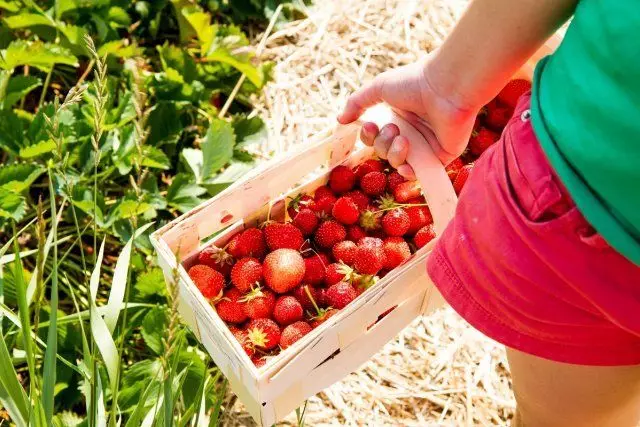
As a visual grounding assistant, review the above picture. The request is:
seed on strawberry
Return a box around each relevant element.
[453,164,473,195]
[263,222,304,251]
[287,193,314,218]
[406,205,433,235]
[329,165,356,194]
[382,208,410,236]
[359,208,382,231]
[263,248,306,293]
[497,79,532,108]
[343,190,370,210]
[332,196,360,225]
[387,171,406,193]
[383,237,411,269]
[485,105,512,130]
[360,171,387,196]
[198,246,234,277]
[226,233,243,258]
[280,321,312,349]
[293,285,320,311]
[236,228,267,259]
[309,308,338,328]
[241,286,276,319]
[314,185,334,200]
[354,237,385,275]
[414,224,436,249]
[354,159,384,179]
[229,326,255,357]
[215,289,246,323]
[312,194,337,215]
[293,208,318,236]
[393,181,421,203]
[332,240,357,265]
[188,265,224,299]
[273,295,304,326]
[231,257,262,293]
[303,252,329,286]
[326,282,357,309]
[314,220,346,248]
[246,318,281,350]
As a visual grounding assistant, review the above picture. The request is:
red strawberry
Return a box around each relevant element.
[229,326,255,357]
[414,224,436,249]
[469,127,499,156]
[198,246,234,277]
[293,285,321,311]
[236,228,267,259]
[292,208,318,236]
[226,233,243,258]
[354,159,384,179]
[314,185,334,200]
[329,165,356,193]
[332,240,357,265]
[343,190,369,210]
[359,208,382,231]
[387,171,406,193]
[188,265,224,299]
[273,295,304,326]
[215,288,247,323]
[383,237,411,269]
[354,237,385,275]
[263,222,304,251]
[406,205,433,234]
[360,171,387,196]
[231,257,262,293]
[326,281,357,309]
[382,208,410,236]
[241,286,276,319]
[263,249,306,293]
[497,79,532,108]
[252,355,267,368]
[303,253,329,286]
[453,164,473,195]
[288,193,314,218]
[246,319,281,350]
[314,220,346,248]
[280,321,312,349]
[393,181,421,203]
[325,262,356,286]
[485,105,512,130]
[347,224,367,242]
[312,194,337,215]
[309,308,338,328]
[445,158,464,174]
[332,197,359,225]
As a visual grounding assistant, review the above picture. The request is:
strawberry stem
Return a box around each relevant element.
[303,285,322,315]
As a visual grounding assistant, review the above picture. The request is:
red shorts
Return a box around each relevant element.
[427,93,640,366]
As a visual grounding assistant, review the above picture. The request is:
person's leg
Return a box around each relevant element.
[507,347,640,427]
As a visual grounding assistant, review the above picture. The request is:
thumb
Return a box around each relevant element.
[337,77,384,124]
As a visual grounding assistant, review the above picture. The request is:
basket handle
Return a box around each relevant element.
[356,105,457,235]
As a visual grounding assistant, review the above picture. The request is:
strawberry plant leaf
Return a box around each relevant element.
[2,13,56,30]
[0,188,25,221]
[166,173,206,213]
[0,163,44,192]
[141,307,168,354]
[0,40,78,72]
[157,43,197,83]
[133,268,166,300]
[19,139,56,159]
[203,157,256,196]
[146,102,182,146]
[0,109,24,155]
[233,115,268,148]
[0,1,19,12]
[141,146,171,170]
[201,117,236,180]
[2,75,41,109]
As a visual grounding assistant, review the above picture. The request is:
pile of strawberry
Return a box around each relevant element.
[186,78,531,368]
[448,78,532,192]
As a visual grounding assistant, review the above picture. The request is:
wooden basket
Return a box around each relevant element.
[150,35,561,426]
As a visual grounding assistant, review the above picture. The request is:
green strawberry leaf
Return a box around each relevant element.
[0,40,78,72]
[166,173,207,213]
[141,308,168,354]
[201,117,236,180]
[19,139,56,159]
[232,114,268,148]
[0,188,25,221]
[0,163,45,192]
[2,75,41,109]
[140,146,171,170]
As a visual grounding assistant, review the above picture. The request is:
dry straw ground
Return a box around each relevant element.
[228,0,516,425]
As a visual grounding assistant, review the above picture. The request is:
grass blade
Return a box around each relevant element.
[124,367,163,427]
[0,327,29,426]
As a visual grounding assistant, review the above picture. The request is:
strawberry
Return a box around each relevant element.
[382,208,410,236]
[332,240,357,265]
[263,249,306,293]
[252,355,267,368]
[229,326,255,357]
[314,185,334,200]
[485,105,512,130]
[273,295,304,326]
[303,252,329,286]
[332,196,359,225]
[347,224,367,242]
[263,222,304,251]
[445,157,464,174]
[215,288,247,323]
[287,193,314,218]
[414,224,436,249]
[316,287,328,307]
[343,190,370,210]
[393,181,421,203]
[359,208,382,231]
[469,127,499,156]
[309,308,338,328]
[236,228,267,259]
[292,208,318,236]
[354,159,384,179]
[326,281,357,309]
[231,257,262,293]
[188,265,224,299]
[360,171,387,196]
[314,220,346,248]
[387,171,406,193]
[246,319,281,350]
[293,285,321,311]
[241,286,276,319]
[226,233,242,258]
[383,237,411,269]
[406,205,433,234]
[198,246,234,277]
[329,165,356,194]
[312,194,337,215]
[453,164,473,195]
[280,321,312,349]
[325,262,356,286]
[354,237,385,275]
[497,79,531,108]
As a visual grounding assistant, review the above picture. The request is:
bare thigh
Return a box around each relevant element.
[507,347,640,427]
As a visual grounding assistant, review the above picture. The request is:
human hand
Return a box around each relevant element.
[338,59,478,178]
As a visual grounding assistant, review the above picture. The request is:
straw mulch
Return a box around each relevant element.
[227,0,516,425]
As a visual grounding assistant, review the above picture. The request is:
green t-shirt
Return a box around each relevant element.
[531,0,640,265]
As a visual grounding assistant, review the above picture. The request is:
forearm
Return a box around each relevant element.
[425,0,577,111]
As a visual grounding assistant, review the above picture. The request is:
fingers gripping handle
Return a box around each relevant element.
[357,104,457,235]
